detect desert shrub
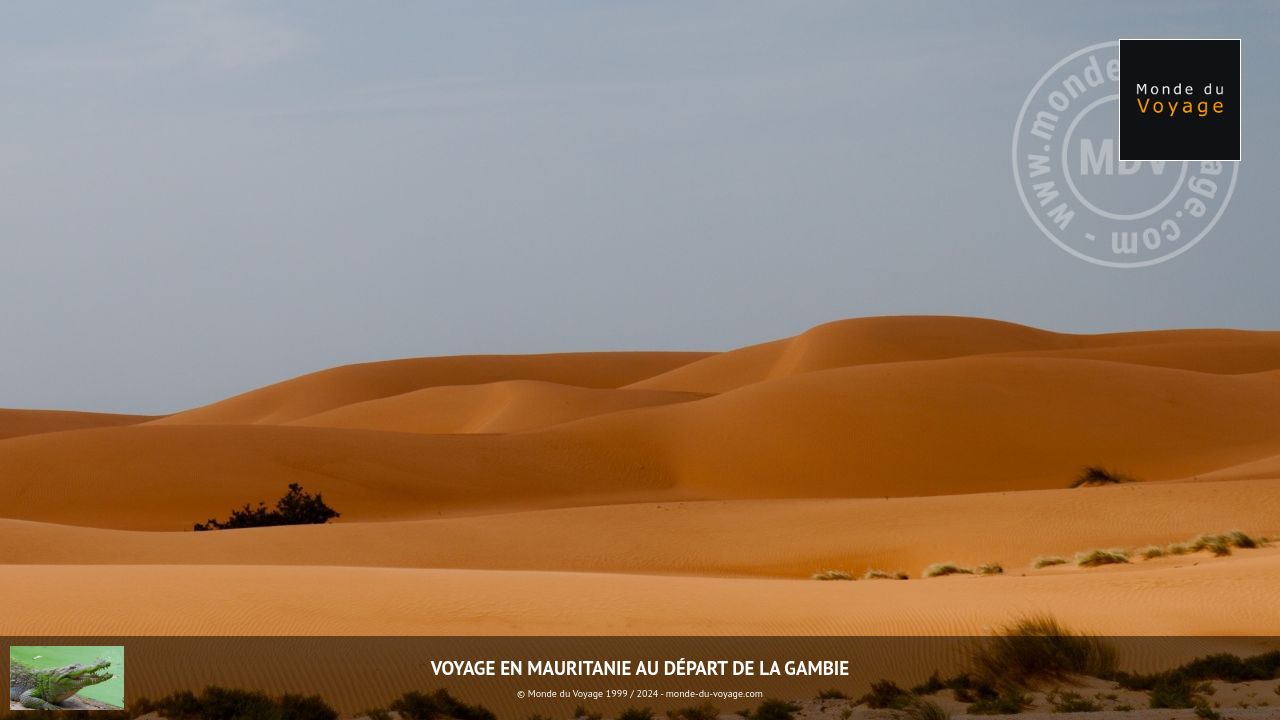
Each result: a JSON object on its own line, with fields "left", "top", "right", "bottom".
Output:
{"left": 130, "top": 686, "right": 337, "bottom": 720}
{"left": 1227, "top": 529, "right": 1260, "bottom": 548}
{"left": 751, "top": 699, "right": 801, "bottom": 720}
{"left": 1195, "top": 704, "right": 1223, "bottom": 719}
{"left": 1148, "top": 675, "right": 1198, "bottom": 709}
{"left": 811, "top": 569, "right": 853, "bottom": 581}
{"left": 1167, "top": 542, "right": 1193, "bottom": 555}
{"left": 947, "top": 674, "right": 1000, "bottom": 704}
{"left": 966, "top": 687, "right": 1028, "bottom": 715}
{"left": 617, "top": 708, "right": 653, "bottom": 720}
{"left": 194, "top": 483, "right": 340, "bottom": 531}
{"left": 1175, "top": 651, "right": 1280, "bottom": 683}
{"left": 862, "top": 568, "right": 909, "bottom": 580}
{"left": 1139, "top": 544, "right": 1166, "bottom": 560}
{"left": 970, "top": 615, "right": 1117, "bottom": 687}
{"left": 1031, "top": 555, "right": 1068, "bottom": 569}
{"left": 910, "top": 671, "right": 946, "bottom": 696}
{"left": 903, "top": 698, "right": 952, "bottom": 720}
{"left": 392, "top": 690, "right": 496, "bottom": 720}
{"left": 975, "top": 562, "right": 1004, "bottom": 576}
{"left": 923, "top": 562, "right": 973, "bottom": 578}
{"left": 857, "top": 679, "right": 912, "bottom": 709}
{"left": 1075, "top": 548, "right": 1130, "bottom": 567}
{"left": 1071, "top": 466, "right": 1133, "bottom": 488}
{"left": 1190, "top": 534, "right": 1232, "bottom": 556}
{"left": 667, "top": 703, "right": 718, "bottom": 720}
{"left": 815, "top": 689, "right": 848, "bottom": 699}
{"left": 1046, "top": 689, "right": 1101, "bottom": 712}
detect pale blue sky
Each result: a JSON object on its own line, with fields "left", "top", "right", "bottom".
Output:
{"left": 2, "top": 1, "right": 1277, "bottom": 413}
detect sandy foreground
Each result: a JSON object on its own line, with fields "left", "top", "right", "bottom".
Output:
{"left": 2, "top": 316, "right": 1280, "bottom": 638}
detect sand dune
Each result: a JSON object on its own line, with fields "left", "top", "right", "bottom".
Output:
{"left": 290, "top": 380, "right": 705, "bottom": 434}
{"left": 632, "top": 358, "right": 1280, "bottom": 498}
{"left": 151, "top": 351, "right": 710, "bottom": 425}
{"left": 4, "top": 553, "right": 1279, "bottom": 636}
{"left": 5, "top": 478, "right": 1278, "bottom": 578}
{"left": 629, "top": 316, "right": 1280, "bottom": 393}
{"left": 5, "top": 356, "right": 1280, "bottom": 530}
{"left": 5, "top": 316, "right": 1280, "bottom": 640}
{"left": 0, "top": 408, "right": 152, "bottom": 441}
{"left": 0, "top": 423, "right": 674, "bottom": 529}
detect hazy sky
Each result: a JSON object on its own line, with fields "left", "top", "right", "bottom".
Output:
{"left": 3, "top": 1, "right": 1278, "bottom": 414}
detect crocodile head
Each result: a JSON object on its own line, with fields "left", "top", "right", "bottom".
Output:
{"left": 36, "top": 659, "right": 114, "bottom": 703}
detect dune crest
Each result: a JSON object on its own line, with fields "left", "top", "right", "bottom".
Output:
{"left": 0, "top": 409, "right": 153, "bottom": 441}
{"left": 151, "top": 351, "right": 710, "bottom": 426}
{"left": 289, "top": 380, "right": 706, "bottom": 434}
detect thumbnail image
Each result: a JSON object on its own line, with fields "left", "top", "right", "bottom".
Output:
{"left": 9, "top": 646, "right": 123, "bottom": 711}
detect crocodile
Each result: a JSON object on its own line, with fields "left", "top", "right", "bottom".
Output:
{"left": 10, "top": 658, "right": 114, "bottom": 710}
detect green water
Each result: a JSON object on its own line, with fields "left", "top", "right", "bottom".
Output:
{"left": 9, "top": 645, "right": 125, "bottom": 709}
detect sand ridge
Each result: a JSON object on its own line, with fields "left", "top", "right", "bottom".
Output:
{"left": 3, "top": 316, "right": 1280, "bottom": 636}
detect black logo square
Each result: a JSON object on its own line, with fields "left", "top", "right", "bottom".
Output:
{"left": 1119, "top": 39, "right": 1240, "bottom": 161}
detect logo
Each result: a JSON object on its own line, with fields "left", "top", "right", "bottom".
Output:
{"left": 1012, "top": 41, "right": 1237, "bottom": 268}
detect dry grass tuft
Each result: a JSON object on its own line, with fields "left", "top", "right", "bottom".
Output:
{"left": 923, "top": 562, "right": 974, "bottom": 578}
{"left": 1075, "top": 548, "right": 1130, "bottom": 568}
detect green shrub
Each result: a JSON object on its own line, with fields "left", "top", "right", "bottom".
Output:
{"left": 975, "top": 562, "right": 1004, "bottom": 576}
{"left": 1075, "top": 548, "right": 1130, "bottom": 567}
{"left": 194, "top": 483, "right": 340, "bottom": 531}
{"left": 811, "top": 569, "right": 853, "bottom": 581}
{"left": 1031, "top": 555, "right": 1068, "bottom": 569}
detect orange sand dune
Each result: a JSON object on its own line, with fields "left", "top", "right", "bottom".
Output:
{"left": 5, "top": 357, "right": 1280, "bottom": 529}
{"left": 629, "top": 316, "right": 1280, "bottom": 393}
{"left": 290, "top": 380, "right": 705, "bottom": 434}
{"left": 991, "top": 340, "right": 1280, "bottom": 375}
{"left": 0, "top": 423, "right": 672, "bottom": 529}
{"left": 6, "top": 316, "right": 1280, "bottom": 640}
{"left": 4, "top": 553, "right": 1279, "bottom": 636}
{"left": 152, "top": 351, "right": 710, "bottom": 425}
{"left": 0, "top": 408, "right": 153, "bottom": 441}
{"left": 616, "top": 357, "right": 1280, "bottom": 499}
{"left": 5, "top": 478, "right": 1278, "bottom": 577}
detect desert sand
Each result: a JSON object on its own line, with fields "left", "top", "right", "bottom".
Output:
{"left": 3, "top": 316, "right": 1280, "bottom": 638}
